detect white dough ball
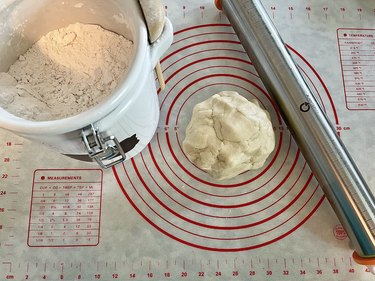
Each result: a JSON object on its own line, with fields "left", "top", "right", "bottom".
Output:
{"left": 182, "top": 91, "right": 275, "bottom": 180}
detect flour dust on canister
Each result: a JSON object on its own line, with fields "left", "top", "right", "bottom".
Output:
{"left": 0, "top": 0, "right": 173, "bottom": 168}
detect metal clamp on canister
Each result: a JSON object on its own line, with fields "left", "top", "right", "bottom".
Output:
{"left": 81, "top": 124, "right": 126, "bottom": 169}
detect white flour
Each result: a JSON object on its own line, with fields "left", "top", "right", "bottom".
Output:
{"left": 0, "top": 23, "right": 134, "bottom": 121}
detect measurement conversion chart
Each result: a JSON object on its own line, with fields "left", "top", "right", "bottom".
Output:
{"left": 27, "top": 169, "right": 103, "bottom": 247}
{"left": 1, "top": 1, "right": 375, "bottom": 281}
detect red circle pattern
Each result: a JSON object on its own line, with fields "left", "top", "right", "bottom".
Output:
{"left": 113, "top": 24, "right": 338, "bottom": 251}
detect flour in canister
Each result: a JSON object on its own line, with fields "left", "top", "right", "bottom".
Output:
{"left": 0, "top": 23, "right": 134, "bottom": 121}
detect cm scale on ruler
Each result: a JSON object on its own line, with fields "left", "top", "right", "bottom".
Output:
{"left": 0, "top": 0, "right": 375, "bottom": 281}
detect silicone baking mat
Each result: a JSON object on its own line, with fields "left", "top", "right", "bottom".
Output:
{"left": 0, "top": 0, "right": 374, "bottom": 280}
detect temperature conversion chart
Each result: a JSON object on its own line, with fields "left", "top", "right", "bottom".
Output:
{"left": 337, "top": 28, "right": 375, "bottom": 110}
{"left": 0, "top": 1, "right": 375, "bottom": 281}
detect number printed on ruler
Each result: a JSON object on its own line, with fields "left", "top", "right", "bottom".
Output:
{"left": 27, "top": 169, "right": 103, "bottom": 247}
{"left": 0, "top": 139, "right": 23, "bottom": 255}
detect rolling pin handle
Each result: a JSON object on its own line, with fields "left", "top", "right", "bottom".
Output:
{"left": 215, "top": 0, "right": 223, "bottom": 11}
{"left": 352, "top": 251, "right": 375, "bottom": 274}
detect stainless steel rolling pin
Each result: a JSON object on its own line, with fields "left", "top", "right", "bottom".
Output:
{"left": 215, "top": 0, "right": 375, "bottom": 271}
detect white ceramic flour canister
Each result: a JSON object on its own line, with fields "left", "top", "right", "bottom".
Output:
{"left": 0, "top": 0, "right": 173, "bottom": 168}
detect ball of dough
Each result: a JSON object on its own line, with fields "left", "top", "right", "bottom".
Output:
{"left": 182, "top": 91, "right": 275, "bottom": 180}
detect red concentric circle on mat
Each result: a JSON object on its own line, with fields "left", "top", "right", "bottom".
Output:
{"left": 113, "top": 24, "right": 338, "bottom": 251}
